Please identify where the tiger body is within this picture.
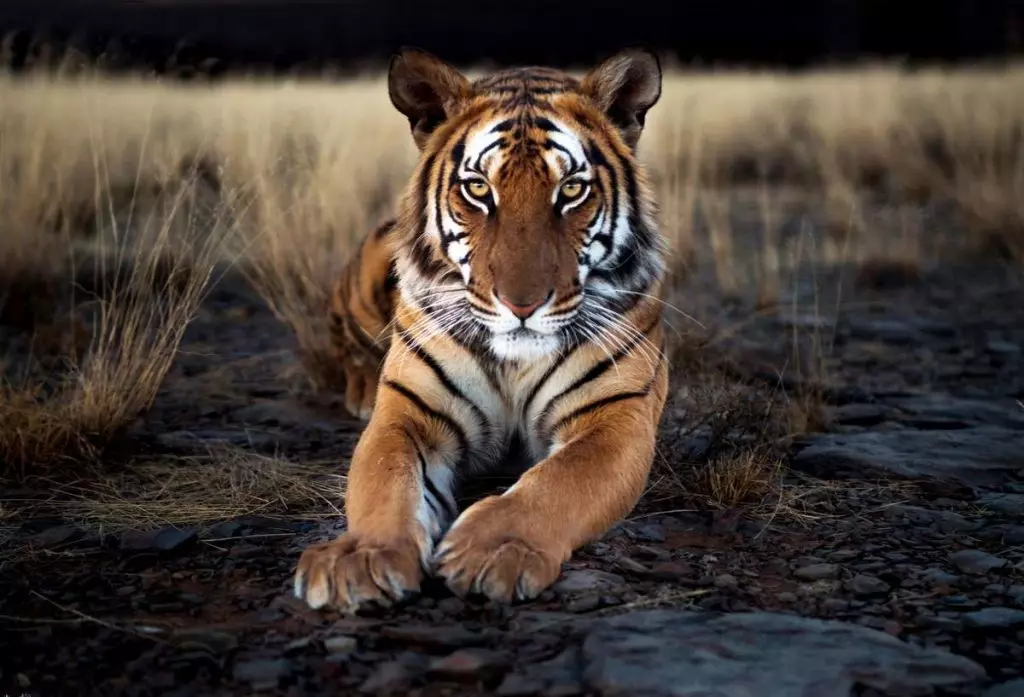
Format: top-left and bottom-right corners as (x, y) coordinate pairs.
(295, 47), (669, 610)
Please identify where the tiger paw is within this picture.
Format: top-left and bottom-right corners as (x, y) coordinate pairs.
(293, 534), (422, 612)
(433, 496), (563, 603)
(342, 358), (380, 421)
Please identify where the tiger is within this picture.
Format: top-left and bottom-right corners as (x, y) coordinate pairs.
(293, 46), (669, 611)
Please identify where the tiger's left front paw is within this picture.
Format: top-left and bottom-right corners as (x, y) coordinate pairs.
(433, 496), (563, 603)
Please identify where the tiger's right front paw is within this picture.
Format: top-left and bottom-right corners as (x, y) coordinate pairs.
(292, 534), (422, 612)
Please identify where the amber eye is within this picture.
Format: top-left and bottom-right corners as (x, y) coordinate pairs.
(560, 180), (585, 199)
(465, 179), (491, 199)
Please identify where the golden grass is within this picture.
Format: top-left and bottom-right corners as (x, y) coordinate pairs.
(44, 447), (347, 532)
(1, 58), (1023, 520)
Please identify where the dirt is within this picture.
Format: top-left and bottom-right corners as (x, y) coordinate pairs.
(2, 239), (1024, 695)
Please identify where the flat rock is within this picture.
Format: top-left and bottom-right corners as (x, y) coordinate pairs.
(792, 427), (1021, 490)
(950, 549), (1008, 575)
(120, 527), (198, 553)
(575, 610), (985, 697)
(794, 563), (840, 581)
(961, 607), (1024, 630)
(552, 569), (625, 595)
(985, 679), (1024, 697)
(979, 493), (1024, 517)
(889, 395), (1024, 430)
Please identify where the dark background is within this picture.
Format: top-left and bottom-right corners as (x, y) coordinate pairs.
(1, 0), (1023, 77)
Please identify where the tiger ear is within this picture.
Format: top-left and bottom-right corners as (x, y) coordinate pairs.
(388, 47), (472, 150)
(580, 47), (662, 151)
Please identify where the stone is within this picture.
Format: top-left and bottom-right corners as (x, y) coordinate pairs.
(950, 549), (1008, 575)
(120, 526), (198, 553)
(324, 635), (357, 653)
(980, 493), (1024, 517)
(27, 525), (82, 547)
(428, 649), (512, 680)
(794, 563), (840, 581)
(848, 574), (890, 597)
(359, 660), (413, 694)
(885, 505), (979, 532)
(961, 607), (1024, 630)
(889, 395), (1024, 430)
(714, 574), (739, 590)
(985, 679), (1024, 697)
(233, 658), (290, 691)
(792, 428), (1021, 490)
(552, 570), (625, 594)
(380, 624), (485, 649)
(571, 611), (985, 697)
(921, 568), (960, 586)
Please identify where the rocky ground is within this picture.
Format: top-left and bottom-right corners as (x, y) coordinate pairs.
(2, 238), (1023, 696)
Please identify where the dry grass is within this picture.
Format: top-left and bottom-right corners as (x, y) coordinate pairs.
(42, 447), (346, 533)
(0, 155), (234, 477)
(2, 57), (1023, 527)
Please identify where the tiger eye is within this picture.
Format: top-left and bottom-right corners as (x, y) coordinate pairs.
(561, 181), (584, 199)
(467, 180), (491, 198)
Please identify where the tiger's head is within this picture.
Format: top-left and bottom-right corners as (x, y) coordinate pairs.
(388, 47), (664, 362)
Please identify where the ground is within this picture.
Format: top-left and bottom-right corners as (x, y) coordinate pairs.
(2, 210), (1022, 696)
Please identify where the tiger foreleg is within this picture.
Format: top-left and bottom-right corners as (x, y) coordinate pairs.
(433, 362), (669, 602)
(292, 382), (460, 612)
(328, 220), (398, 420)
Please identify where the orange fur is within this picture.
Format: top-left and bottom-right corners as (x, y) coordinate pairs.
(295, 47), (669, 611)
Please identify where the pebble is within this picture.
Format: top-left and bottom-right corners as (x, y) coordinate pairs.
(359, 660), (414, 694)
(428, 649), (511, 679)
(233, 658), (290, 691)
(950, 549), (1008, 574)
(794, 563), (840, 581)
(848, 574), (890, 597)
(566, 594), (602, 613)
(437, 597), (466, 615)
(921, 568), (960, 586)
(324, 635), (357, 653)
(647, 561), (696, 582)
(380, 625), (485, 648)
(615, 557), (650, 575)
(552, 569), (625, 594)
(714, 574), (739, 590)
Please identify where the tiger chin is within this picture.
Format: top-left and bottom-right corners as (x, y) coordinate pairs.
(294, 46), (670, 611)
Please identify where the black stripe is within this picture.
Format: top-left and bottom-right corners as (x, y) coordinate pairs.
(415, 153), (437, 235)
(539, 315), (660, 425)
(532, 117), (559, 132)
(383, 379), (470, 459)
(548, 389), (650, 435)
(395, 330), (491, 440)
(544, 139), (577, 171)
(546, 300), (582, 318)
(338, 313), (386, 361)
(522, 340), (585, 418)
(411, 437), (459, 523)
(474, 139), (503, 168)
(450, 133), (466, 170)
(410, 235), (445, 277)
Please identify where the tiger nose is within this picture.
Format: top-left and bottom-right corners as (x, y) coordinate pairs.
(496, 291), (547, 320)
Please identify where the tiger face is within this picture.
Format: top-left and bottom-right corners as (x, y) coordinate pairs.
(389, 49), (664, 362)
